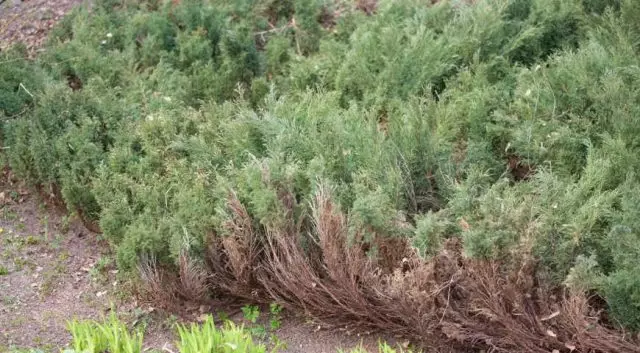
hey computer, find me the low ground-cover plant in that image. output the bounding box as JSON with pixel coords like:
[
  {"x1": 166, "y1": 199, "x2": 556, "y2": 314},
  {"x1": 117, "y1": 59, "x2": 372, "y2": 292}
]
[
  {"x1": 3, "y1": 0, "x2": 640, "y2": 350},
  {"x1": 67, "y1": 313, "x2": 143, "y2": 353},
  {"x1": 236, "y1": 303, "x2": 284, "y2": 338},
  {"x1": 177, "y1": 315, "x2": 269, "y2": 353},
  {"x1": 62, "y1": 314, "x2": 407, "y2": 353},
  {"x1": 64, "y1": 314, "x2": 265, "y2": 353}
]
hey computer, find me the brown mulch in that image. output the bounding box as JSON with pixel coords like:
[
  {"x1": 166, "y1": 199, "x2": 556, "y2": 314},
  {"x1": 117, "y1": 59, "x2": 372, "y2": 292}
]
[{"x1": 0, "y1": 0, "x2": 86, "y2": 54}]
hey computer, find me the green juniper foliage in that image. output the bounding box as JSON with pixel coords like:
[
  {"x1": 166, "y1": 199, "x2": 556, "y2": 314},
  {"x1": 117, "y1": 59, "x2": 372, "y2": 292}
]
[{"x1": 2, "y1": 0, "x2": 640, "y2": 330}]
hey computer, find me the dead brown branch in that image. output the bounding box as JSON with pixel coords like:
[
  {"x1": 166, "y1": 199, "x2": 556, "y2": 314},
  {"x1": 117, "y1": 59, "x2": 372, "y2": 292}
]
[{"x1": 196, "y1": 186, "x2": 640, "y2": 352}]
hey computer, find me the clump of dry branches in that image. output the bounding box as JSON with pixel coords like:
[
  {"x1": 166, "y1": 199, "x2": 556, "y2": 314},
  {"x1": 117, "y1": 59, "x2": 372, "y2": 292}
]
[
  {"x1": 177, "y1": 252, "x2": 209, "y2": 302},
  {"x1": 204, "y1": 193, "x2": 264, "y2": 301},
  {"x1": 138, "y1": 252, "x2": 213, "y2": 313},
  {"x1": 181, "y1": 186, "x2": 640, "y2": 352},
  {"x1": 138, "y1": 255, "x2": 182, "y2": 312}
]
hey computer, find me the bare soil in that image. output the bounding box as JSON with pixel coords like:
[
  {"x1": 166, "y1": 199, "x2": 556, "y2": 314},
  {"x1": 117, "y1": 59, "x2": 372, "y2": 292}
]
[
  {"x1": 0, "y1": 171, "x2": 172, "y2": 351},
  {"x1": 273, "y1": 318, "x2": 388, "y2": 353},
  {"x1": 0, "y1": 0, "x2": 88, "y2": 54}
]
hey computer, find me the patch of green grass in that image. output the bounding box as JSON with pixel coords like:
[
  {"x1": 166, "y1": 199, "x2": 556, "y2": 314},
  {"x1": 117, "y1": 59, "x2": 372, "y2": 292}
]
[
  {"x1": 177, "y1": 316, "x2": 269, "y2": 353},
  {"x1": 39, "y1": 275, "x2": 58, "y2": 296},
  {"x1": 128, "y1": 306, "x2": 152, "y2": 331},
  {"x1": 0, "y1": 265, "x2": 9, "y2": 275},
  {"x1": 40, "y1": 215, "x2": 49, "y2": 239},
  {"x1": 63, "y1": 314, "x2": 284, "y2": 353},
  {"x1": 241, "y1": 304, "x2": 267, "y2": 338},
  {"x1": 217, "y1": 311, "x2": 230, "y2": 323},
  {"x1": 269, "y1": 303, "x2": 283, "y2": 330},
  {"x1": 40, "y1": 252, "x2": 68, "y2": 296},
  {"x1": 60, "y1": 215, "x2": 71, "y2": 234},
  {"x1": 24, "y1": 235, "x2": 40, "y2": 245},
  {"x1": 79, "y1": 291, "x2": 97, "y2": 307},
  {"x1": 32, "y1": 337, "x2": 44, "y2": 348},
  {"x1": 67, "y1": 313, "x2": 143, "y2": 353},
  {"x1": 1, "y1": 295, "x2": 17, "y2": 305},
  {"x1": 163, "y1": 314, "x2": 179, "y2": 330},
  {"x1": 41, "y1": 310, "x2": 58, "y2": 322},
  {"x1": 49, "y1": 233, "x2": 64, "y2": 250},
  {"x1": 12, "y1": 257, "x2": 37, "y2": 272},
  {"x1": 3, "y1": 234, "x2": 37, "y2": 252},
  {"x1": 2, "y1": 209, "x2": 19, "y2": 221},
  {"x1": 40, "y1": 344, "x2": 55, "y2": 353},
  {"x1": 57, "y1": 251, "x2": 70, "y2": 263},
  {"x1": 268, "y1": 333, "x2": 287, "y2": 352},
  {"x1": 89, "y1": 256, "x2": 113, "y2": 283},
  {"x1": 241, "y1": 305, "x2": 261, "y2": 324},
  {"x1": 9, "y1": 316, "x2": 27, "y2": 327}
]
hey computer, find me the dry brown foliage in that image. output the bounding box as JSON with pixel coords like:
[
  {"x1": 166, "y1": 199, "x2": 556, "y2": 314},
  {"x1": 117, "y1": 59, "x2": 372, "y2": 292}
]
[
  {"x1": 138, "y1": 255, "x2": 182, "y2": 312},
  {"x1": 138, "y1": 252, "x2": 216, "y2": 312},
  {"x1": 355, "y1": 0, "x2": 377, "y2": 15},
  {"x1": 177, "y1": 252, "x2": 209, "y2": 302},
  {"x1": 200, "y1": 185, "x2": 640, "y2": 353},
  {"x1": 204, "y1": 193, "x2": 264, "y2": 301}
]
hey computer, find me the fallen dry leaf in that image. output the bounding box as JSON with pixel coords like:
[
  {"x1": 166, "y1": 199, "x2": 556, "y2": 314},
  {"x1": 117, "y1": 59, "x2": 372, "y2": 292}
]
[
  {"x1": 459, "y1": 218, "x2": 470, "y2": 231},
  {"x1": 540, "y1": 310, "x2": 560, "y2": 321}
]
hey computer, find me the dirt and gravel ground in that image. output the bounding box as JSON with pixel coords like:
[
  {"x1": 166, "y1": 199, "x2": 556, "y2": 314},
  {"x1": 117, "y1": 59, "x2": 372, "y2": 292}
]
[
  {"x1": 0, "y1": 171, "x2": 174, "y2": 351},
  {"x1": 0, "y1": 3, "x2": 390, "y2": 351},
  {"x1": 0, "y1": 0, "x2": 88, "y2": 54}
]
